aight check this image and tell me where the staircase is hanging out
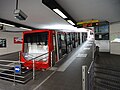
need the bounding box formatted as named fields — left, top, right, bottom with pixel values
left=94, top=63, right=120, bottom=90
left=0, top=60, right=33, bottom=84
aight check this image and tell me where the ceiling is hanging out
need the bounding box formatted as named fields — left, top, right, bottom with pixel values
left=0, top=0, right=120, bottom=31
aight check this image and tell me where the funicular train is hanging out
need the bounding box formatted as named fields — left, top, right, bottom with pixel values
left=20, top=30, right=88, bottom=70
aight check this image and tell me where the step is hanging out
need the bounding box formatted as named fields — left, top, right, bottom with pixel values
left=95, top=80, right=120, bottom=90
left=0, top=75, right=33, bottom=84
left=0, top=70, right=33, bottom=78
left=95, top=76, right=120, bottom=88
left=95, top=63, right=120, bottom=72
left=94, top=84, right=107, bottom=90
left=94, top=72, right=120, bottom=84
left=0, top=66, right=32, bottom=76
left=0, top=71, right=33, bottom=84
left=0, top=67, right=33, bottom=84
left=94, top=68, right=120, bottom=78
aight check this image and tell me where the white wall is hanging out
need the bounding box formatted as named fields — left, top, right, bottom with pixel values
left=110, top=23, right=120, bottom=55
left=95, top=40, right=110, bottom=52
left=0, top=31, right=22, bottom=55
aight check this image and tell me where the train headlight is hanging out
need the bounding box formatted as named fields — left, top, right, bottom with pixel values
left=26, top=67, right=29, bottom=69
left=42, top=58, right=47, bottom=62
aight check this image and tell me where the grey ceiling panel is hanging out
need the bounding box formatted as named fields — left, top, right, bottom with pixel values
left=0, top=0, right=120, bottom=31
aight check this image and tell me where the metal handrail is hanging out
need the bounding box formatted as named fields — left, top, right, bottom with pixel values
left=0, top=60, right=20, bottom=63
left=21, top=52, right=49, bottom=61
left=0, top=59, right=34, bottom=85
left=88, top=61, right=94, bottom=74
left=30, top=52, right=49, bottom=60
left=35, top=56, right=48, bottom=61
left=0, top=52, right=49, bottom=84
left=0, top=68, right=14, bottom=72
left=0, top=63, right=14, bottom=67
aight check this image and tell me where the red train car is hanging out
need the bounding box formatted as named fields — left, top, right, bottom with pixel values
left=20, top=29, right=87, bottom=70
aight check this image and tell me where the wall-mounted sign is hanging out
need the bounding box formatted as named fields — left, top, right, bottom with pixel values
left=0, top=39, right=6, bottom=48
left=14, top=37, right=23, bottom=44
left=77, top=20, right=99, bottom=28
left=94, top=21, right=109, bottom=40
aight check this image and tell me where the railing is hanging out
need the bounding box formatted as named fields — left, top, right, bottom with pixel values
left=21, top=52, right=49, bottom=77
left=82, top=61, right=94, bottom=90
left=0, top=51, right=49, bottom=85
left=21, top=52, right=49, bottom=80
left=22, top=52, right=49, bottom=61
left=0, top=59, right=33, bottom=85
left=82, top=44, right=99, bottom=90
left=88, top=61, right=94, bottom=90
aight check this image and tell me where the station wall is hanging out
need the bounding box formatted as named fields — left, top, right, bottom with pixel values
left=95, top=40, right=109, bottom=52
left=0, top=32, right=22, bottom=55
left=110, top=22, right=120, bottom=55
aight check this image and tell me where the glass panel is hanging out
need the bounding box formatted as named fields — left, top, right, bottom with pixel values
left=23, top=32, right=48, bottom=61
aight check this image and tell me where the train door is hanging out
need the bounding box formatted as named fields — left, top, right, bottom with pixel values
left=66, top=33, right=72, bottom=53
left=51, top=31, right=57, bottom=66
left=82, top=32, right=85, bottom=43
left=82, top=32, right=87, bottom=43
left=61, top=33, right=66, bottom=56
left=57, top=33, right=62, bottom=59
left=65, top=33, right=68, bottom=53
left=69, top=33, right=73, bottom=51
left=78, top=32, right=81, bottom=45
left=73, top=33, right=78, bottom=48
left=72, top=33, right=75, bottom=48
left=57, top=32, right=66, bottom=59
left=75, top=33, right=78, bottom=47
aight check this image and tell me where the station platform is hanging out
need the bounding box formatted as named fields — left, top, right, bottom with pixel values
left=0, top=40, right=93, bottom=90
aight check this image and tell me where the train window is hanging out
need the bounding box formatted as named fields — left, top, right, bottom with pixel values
left=23, top=32, right=48, bottom=60
left=61, top=34, right=64, bottom=41
left=67, top=34, right=70, bottom=45
left=57, top=33, right=66, bottom=50
left=24, top=32, right=48, bottom=45
left=58, top=34, right=62, bottom=49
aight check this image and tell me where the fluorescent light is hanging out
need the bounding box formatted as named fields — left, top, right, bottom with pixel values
left=67, top=20, right=75, bottom=25
left=53, top=9, right=67, bottom=18
left=0, top=22, right=15, bottom=27
left=20, top=27, right=32, bottom=30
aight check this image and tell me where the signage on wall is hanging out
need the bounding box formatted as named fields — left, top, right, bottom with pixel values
left=14, top=37, right=23, bottom=44
left=0, top=39, right=6, bottom=48
left=77, top=20, right=99, bottom=28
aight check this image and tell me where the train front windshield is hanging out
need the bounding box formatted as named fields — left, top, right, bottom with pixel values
left=23, top=32, right=48, bottom=61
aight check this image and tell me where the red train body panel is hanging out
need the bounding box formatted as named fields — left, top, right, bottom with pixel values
left=20, top=29, right=88, bottom=70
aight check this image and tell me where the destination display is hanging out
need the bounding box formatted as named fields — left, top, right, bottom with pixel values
left=77, top=20, right=99, bottom=28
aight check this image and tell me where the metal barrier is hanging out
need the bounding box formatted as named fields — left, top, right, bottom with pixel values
left=82, top=61, right=94, bottom=90
left=88, top=61, right=94, bottom=90
left=82, top=42, right=97, bottom=90
left=82, top=65, right=88, bottom=90
left=0, top=60, right=33, bottom=85
left=0, top=52, right=49, bottom=85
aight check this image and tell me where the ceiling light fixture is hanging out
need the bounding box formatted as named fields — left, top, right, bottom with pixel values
left=0, top=18, right=36, bottom=30
left=53, top=9, right=67, bottom=19
left=0, top=22, right=15, bottom=27
left=42, top=0, right=77, bottom=26
left=67, top=20, right=75, bottom=25
left=20, top=27, right=31, bottom=30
